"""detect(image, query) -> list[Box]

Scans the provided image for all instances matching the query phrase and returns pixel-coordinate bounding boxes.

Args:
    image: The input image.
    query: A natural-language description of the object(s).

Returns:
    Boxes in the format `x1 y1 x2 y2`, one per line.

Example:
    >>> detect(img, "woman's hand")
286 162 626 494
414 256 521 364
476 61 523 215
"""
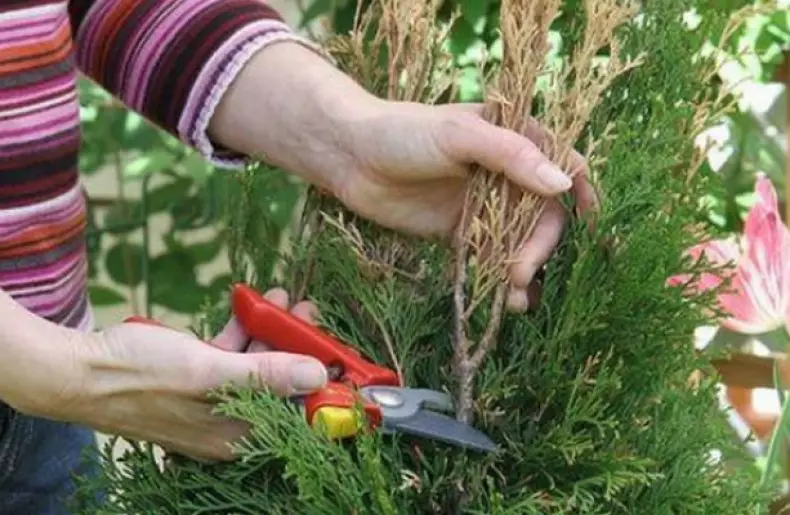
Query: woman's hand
209 41 598 311
328 101 598 310
9 288 324 462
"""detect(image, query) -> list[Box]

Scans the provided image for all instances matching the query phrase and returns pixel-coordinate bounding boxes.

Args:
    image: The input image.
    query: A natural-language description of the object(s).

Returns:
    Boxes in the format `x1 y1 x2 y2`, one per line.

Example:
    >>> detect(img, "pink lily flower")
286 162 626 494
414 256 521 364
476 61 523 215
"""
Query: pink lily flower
668 174 790 336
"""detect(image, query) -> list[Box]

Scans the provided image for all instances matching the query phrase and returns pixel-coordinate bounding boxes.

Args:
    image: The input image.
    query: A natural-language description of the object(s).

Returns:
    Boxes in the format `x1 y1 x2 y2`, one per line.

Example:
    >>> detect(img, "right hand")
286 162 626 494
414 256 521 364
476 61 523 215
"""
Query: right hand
29 288 327 462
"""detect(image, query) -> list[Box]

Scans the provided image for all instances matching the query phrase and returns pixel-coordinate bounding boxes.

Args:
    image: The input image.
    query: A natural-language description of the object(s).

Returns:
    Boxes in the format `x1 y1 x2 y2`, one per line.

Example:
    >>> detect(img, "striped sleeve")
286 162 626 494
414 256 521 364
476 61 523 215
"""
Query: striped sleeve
68 0 322 168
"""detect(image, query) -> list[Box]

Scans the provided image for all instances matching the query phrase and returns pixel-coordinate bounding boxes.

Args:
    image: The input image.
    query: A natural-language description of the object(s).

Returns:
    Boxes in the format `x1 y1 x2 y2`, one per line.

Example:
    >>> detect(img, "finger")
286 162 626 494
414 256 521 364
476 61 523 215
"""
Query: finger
209 317 249 352
522 118 588 170
449 106 591 203
246 340 271 353
437 110 573 196
507 287 529 312
573 174 600 221
523 117 595 214
218 351 327 397
509 199 566 289
446 102 485 116
291 300 319 325
520 116 599 219
506 275 545 313
447 105 597 237
263 287 289 308
454 105 549 146
566 149 589 180
163 415 251 463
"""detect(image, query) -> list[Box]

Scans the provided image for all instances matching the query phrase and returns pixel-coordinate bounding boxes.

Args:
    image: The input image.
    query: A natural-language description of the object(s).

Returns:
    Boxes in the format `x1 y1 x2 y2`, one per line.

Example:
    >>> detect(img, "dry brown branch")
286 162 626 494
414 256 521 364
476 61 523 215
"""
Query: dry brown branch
320 212 427 283
324 0 456 102
451 0 643 424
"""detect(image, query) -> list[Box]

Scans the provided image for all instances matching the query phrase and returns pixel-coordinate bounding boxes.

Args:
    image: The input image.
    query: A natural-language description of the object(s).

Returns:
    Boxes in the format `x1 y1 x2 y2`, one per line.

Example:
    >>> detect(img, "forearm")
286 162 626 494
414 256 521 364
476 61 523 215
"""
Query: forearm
206 41 380 191
0 289 82 415
71 0 380 191
70 0 307 167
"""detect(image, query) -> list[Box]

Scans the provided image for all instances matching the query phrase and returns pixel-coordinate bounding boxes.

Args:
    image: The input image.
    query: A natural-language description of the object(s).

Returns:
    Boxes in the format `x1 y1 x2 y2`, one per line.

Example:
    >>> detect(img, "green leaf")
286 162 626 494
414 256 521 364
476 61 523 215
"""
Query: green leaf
88 284 127 306
299 0 335 28
103 202 144 235
149 252 206 313
457 66 484 102
180 152 214 182
151 281 208 314
121 116 167 152
450 17 479 57
98 106 130 149
124 149 179 179
265 185 301 230
78 144 110 175
460 0 488 25
185 238 225 264
146 177 194 213
104 242 145 287
170 195 207 230
207 273 233 302
103 177 195 234
162 233 225 265
77 77 109 104
766 10 790 41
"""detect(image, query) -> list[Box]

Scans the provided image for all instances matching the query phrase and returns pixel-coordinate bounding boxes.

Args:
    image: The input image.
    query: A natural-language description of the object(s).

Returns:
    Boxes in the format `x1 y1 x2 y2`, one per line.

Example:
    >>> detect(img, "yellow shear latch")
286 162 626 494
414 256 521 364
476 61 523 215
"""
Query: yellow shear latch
310 406 363 440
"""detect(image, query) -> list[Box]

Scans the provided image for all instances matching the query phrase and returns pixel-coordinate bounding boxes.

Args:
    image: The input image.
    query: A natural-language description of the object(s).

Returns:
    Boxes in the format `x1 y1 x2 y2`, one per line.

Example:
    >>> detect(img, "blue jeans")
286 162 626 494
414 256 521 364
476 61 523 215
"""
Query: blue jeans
0 403 100 514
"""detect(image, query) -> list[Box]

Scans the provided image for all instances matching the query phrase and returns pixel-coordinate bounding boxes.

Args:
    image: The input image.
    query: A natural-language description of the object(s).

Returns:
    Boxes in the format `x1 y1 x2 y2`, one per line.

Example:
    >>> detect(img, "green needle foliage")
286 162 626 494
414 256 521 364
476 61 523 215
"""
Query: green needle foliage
75 0 772 513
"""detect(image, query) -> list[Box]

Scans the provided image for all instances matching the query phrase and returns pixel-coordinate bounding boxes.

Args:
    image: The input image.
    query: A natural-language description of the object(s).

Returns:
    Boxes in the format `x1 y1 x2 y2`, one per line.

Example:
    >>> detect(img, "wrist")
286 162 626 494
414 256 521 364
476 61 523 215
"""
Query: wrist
0 291 90 418
207 40 384 192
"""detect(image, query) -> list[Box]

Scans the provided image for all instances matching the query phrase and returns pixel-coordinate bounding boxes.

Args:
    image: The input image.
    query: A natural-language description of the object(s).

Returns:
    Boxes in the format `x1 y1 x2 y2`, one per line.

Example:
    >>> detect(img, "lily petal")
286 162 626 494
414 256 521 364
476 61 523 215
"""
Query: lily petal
667 238 740 291
719 270 782 334
669 176 790 338
753 172 779 215
726 176 790 334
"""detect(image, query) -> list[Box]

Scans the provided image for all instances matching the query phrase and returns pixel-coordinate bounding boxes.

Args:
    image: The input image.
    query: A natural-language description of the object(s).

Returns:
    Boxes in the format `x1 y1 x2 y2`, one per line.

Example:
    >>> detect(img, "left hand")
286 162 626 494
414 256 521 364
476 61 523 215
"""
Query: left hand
329 100 598 311
210 42 599 312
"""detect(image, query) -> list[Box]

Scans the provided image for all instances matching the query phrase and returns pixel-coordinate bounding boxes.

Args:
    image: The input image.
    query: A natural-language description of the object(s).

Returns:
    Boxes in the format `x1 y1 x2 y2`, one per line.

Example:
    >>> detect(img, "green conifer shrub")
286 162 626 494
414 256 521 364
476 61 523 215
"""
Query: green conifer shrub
75 0 773 513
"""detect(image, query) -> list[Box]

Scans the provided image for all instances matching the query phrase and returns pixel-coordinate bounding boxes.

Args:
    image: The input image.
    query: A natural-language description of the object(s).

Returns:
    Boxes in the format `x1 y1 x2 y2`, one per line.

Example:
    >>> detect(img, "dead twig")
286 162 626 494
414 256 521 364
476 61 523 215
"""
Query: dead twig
452 0 643 425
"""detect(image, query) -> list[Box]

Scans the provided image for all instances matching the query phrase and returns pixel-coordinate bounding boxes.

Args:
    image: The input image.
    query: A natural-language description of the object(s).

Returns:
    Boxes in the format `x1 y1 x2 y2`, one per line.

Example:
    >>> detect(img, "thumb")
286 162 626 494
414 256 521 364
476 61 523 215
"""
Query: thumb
212 351 328 397
437 107 572 195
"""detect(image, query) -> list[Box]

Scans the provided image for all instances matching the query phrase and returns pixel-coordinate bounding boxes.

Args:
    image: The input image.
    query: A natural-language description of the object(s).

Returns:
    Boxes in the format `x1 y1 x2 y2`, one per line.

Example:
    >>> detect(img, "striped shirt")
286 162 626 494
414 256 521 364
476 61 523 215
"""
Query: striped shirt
0 1 306 332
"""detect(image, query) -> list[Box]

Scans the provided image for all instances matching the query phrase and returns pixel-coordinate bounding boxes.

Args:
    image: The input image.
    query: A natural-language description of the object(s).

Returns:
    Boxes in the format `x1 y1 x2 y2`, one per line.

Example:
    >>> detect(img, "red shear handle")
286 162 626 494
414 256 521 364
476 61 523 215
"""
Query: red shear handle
231 283 399 388
124 316 168 328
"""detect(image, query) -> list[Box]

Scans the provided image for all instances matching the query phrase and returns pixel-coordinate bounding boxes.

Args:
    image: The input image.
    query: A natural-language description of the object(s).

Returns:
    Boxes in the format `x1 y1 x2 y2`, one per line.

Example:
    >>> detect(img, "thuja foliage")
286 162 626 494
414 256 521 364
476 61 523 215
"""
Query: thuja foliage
76 0 773 513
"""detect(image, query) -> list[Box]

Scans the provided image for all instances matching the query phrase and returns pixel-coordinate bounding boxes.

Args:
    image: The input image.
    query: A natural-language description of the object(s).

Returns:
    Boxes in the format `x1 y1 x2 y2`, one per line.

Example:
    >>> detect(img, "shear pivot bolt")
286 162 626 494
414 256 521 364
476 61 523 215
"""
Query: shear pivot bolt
368 389 403 408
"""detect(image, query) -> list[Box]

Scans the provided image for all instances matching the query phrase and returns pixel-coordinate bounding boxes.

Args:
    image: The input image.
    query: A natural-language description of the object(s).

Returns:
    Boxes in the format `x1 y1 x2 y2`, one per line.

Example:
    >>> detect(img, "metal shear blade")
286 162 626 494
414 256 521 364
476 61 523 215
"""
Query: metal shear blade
361 386 497 453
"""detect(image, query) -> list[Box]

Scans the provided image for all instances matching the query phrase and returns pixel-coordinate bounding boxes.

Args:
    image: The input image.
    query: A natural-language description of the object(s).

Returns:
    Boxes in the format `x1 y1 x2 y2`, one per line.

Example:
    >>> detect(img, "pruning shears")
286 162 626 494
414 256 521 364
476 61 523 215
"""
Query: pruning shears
125 283 497 454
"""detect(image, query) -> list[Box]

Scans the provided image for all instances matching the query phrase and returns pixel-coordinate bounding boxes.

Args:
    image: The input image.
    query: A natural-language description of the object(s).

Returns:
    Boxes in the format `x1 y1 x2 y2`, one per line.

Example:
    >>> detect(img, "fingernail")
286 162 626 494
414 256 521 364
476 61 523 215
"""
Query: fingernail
507 288 529 312
290 359 327 393
538 163 572 192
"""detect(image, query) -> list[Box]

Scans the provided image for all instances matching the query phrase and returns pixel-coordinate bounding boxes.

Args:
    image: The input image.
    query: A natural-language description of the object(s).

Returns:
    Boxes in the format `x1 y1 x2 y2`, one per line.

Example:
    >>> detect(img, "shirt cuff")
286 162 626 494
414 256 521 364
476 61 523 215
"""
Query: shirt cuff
73 0 332 171
182 24 330 169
